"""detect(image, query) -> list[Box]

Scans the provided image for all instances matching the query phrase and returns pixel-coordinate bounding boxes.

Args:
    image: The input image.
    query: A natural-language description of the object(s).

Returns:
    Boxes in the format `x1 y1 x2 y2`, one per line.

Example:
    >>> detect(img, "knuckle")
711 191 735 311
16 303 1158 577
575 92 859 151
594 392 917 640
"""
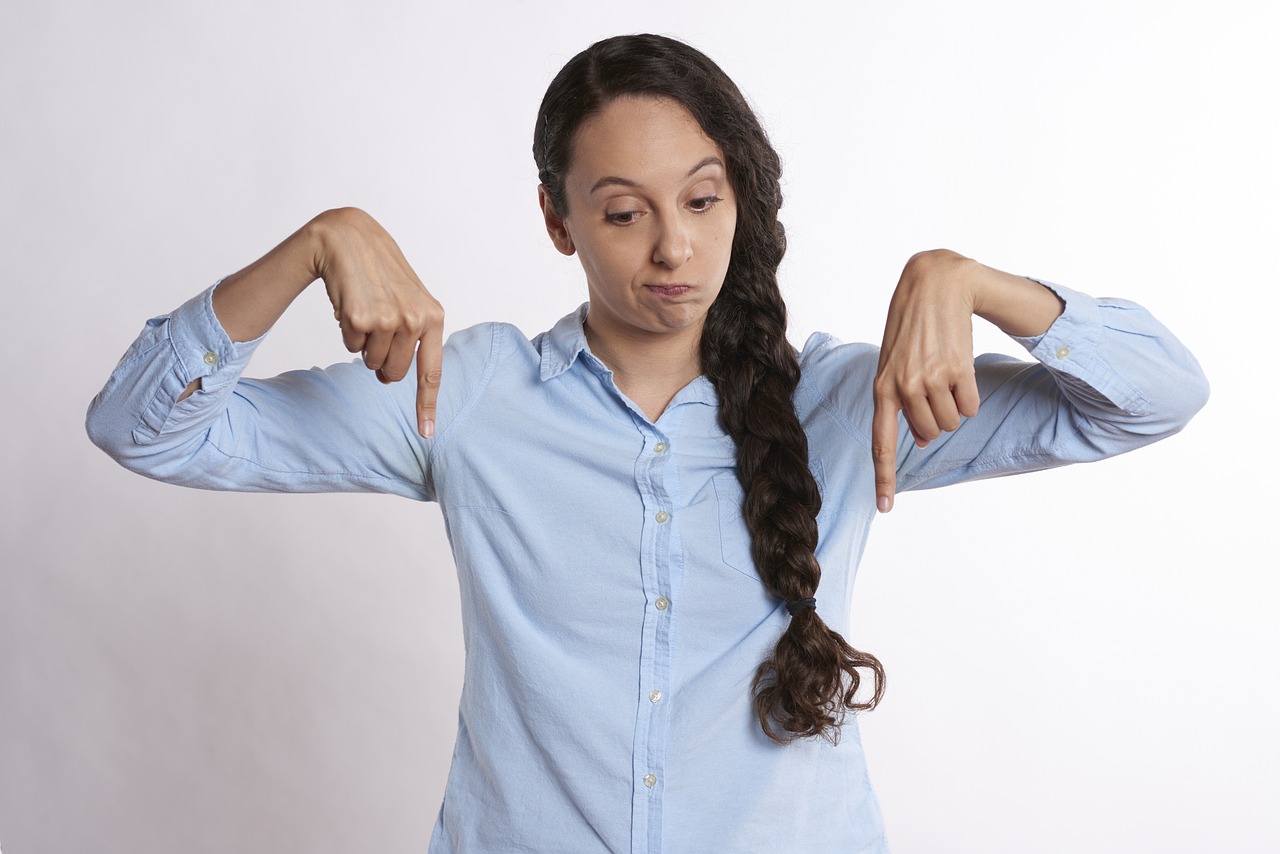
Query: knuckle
872 379 898 403
420 368 443 387
899 378 925 398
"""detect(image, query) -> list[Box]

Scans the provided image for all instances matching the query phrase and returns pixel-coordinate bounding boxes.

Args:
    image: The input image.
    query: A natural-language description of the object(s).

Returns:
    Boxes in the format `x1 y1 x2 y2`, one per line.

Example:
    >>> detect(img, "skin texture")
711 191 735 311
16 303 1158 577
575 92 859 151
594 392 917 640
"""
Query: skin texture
539 96 737 421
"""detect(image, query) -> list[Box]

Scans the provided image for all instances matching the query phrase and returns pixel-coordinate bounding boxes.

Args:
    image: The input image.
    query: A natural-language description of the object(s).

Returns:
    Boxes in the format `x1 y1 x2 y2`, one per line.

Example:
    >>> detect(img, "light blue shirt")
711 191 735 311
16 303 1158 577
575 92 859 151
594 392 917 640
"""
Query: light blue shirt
86 280 1207 853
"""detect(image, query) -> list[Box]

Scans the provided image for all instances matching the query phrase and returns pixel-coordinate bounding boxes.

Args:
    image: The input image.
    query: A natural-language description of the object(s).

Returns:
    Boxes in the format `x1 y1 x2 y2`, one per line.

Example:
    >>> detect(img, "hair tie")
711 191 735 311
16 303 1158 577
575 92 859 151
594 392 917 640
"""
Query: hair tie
785 597 816 616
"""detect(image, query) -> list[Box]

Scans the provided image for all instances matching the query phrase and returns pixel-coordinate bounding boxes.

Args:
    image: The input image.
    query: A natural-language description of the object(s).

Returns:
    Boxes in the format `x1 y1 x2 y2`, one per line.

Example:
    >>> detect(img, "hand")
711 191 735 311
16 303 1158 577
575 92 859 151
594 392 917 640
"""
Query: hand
871 249 982 513
313 208 445 438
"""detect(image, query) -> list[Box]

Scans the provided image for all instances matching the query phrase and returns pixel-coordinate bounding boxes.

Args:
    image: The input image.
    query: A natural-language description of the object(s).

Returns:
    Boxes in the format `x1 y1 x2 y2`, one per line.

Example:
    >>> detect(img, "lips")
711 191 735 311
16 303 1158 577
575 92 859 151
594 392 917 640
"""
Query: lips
646 284 692 297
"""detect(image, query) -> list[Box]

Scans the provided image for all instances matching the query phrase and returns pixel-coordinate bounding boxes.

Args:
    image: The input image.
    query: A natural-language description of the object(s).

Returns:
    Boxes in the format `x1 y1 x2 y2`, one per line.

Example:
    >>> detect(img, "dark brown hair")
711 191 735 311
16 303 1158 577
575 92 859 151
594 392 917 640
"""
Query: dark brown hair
533 34 884 743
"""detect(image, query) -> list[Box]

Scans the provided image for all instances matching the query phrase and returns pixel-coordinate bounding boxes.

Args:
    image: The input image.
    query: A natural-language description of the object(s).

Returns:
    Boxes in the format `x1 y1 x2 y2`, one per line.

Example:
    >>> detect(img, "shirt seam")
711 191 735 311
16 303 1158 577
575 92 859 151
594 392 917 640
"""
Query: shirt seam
897 446 1075 488
199 437 430 495
427 322 506 468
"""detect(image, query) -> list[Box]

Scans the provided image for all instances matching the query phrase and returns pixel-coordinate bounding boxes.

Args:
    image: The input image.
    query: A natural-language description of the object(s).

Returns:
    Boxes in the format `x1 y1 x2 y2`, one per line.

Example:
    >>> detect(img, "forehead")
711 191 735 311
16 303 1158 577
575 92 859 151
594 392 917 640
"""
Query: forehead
567 95 725 190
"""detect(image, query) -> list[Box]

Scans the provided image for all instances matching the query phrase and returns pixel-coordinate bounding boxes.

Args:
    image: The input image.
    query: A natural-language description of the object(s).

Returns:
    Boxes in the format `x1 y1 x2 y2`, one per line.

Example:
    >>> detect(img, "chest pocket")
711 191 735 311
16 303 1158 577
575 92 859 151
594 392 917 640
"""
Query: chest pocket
713 459 830 581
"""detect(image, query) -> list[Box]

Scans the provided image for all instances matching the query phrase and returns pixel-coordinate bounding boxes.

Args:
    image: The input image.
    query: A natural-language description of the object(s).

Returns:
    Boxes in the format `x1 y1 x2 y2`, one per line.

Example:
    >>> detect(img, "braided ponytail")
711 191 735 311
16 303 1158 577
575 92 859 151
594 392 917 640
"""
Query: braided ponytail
535 33 884 743
701 230 885 744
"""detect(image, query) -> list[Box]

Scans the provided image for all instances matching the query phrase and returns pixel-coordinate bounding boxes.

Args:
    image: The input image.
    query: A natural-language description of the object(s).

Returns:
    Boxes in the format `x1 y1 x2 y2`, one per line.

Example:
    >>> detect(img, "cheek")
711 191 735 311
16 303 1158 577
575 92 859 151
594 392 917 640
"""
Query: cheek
575 235 635 290
589 229 652 276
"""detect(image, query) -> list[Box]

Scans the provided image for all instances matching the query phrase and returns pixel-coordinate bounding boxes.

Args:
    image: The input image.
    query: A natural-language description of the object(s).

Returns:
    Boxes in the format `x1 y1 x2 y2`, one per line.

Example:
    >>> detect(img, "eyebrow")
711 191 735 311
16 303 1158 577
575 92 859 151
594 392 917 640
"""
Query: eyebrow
589 156 725 194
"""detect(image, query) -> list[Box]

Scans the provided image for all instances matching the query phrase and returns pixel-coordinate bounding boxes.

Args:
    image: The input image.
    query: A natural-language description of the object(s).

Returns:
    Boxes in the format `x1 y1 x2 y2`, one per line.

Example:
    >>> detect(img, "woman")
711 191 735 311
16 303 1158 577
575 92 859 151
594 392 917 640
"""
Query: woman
86 33 1207 853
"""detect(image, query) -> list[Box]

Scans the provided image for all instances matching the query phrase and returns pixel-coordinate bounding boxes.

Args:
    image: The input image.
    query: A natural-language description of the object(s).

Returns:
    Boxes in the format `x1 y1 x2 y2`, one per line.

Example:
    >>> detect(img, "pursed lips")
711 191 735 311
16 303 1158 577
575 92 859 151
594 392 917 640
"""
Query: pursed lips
645 284 693 297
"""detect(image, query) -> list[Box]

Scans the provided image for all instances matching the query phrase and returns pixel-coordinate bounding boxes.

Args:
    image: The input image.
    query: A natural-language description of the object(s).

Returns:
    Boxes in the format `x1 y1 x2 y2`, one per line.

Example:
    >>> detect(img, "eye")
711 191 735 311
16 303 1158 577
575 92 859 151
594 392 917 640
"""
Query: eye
604 210 644 225
688 195 723 212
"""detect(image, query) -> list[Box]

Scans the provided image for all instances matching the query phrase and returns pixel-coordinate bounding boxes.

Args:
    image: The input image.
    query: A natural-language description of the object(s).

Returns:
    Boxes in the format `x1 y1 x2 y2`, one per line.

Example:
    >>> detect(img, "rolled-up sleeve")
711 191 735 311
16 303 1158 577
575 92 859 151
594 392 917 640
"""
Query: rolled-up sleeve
796 280 1209 493
86 282 444 501
896 280 1209 490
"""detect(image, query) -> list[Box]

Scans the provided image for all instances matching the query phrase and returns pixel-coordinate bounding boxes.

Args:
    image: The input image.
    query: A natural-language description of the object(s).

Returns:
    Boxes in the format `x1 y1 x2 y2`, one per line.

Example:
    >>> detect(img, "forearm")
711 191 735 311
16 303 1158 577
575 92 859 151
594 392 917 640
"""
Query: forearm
211 215 325 342
968 259 1065 338
907 249 1065 337
167 213 325 402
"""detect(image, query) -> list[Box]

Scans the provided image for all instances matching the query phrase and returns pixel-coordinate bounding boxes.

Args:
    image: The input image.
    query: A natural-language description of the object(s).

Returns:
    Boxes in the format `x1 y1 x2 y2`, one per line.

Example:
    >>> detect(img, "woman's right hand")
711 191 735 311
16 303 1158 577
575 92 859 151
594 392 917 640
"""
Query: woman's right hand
311 208 445 438
208 207 444 438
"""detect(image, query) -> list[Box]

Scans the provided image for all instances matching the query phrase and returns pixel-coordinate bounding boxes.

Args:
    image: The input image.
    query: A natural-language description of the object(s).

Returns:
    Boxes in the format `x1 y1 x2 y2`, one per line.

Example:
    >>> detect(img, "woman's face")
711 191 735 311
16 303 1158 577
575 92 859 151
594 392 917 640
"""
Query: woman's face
540 95 737 354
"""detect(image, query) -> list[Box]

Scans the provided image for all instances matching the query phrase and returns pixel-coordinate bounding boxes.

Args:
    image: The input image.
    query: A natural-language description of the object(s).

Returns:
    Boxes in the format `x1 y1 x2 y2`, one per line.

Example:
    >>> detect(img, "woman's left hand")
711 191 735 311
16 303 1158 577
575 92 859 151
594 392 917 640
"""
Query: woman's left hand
870 249 984 513
870 249 1065 513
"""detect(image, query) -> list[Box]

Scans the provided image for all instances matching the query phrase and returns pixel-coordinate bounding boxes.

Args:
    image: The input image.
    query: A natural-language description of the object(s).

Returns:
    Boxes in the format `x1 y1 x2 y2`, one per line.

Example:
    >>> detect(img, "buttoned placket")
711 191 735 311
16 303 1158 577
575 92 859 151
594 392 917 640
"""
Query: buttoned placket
632 419 680 854
630 419 678 854
578 348 698 854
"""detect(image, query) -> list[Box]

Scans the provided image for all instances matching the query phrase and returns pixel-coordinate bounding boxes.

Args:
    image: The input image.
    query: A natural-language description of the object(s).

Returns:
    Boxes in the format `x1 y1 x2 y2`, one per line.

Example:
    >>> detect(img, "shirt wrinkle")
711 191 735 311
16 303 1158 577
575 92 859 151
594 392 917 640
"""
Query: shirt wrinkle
84 277 1208 854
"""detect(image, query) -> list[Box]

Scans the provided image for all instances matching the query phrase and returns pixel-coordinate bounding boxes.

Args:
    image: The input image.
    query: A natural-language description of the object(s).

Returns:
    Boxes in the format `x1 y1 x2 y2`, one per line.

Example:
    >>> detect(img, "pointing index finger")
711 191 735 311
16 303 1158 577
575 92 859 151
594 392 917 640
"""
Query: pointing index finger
871 389 899 513
416 322 443 439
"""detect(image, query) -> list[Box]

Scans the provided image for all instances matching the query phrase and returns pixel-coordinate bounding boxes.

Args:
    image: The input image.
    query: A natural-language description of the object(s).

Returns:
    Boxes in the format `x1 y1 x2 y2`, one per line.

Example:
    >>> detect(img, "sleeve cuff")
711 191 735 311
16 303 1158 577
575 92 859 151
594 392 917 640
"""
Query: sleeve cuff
1009 278 1148 416
166 278 266 391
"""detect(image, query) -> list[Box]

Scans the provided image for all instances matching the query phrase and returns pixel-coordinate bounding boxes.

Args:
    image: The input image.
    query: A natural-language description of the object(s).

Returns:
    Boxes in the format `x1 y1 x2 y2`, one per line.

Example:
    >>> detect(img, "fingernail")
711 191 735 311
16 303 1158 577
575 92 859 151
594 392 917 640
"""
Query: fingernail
877 495 891 513
421 418 434 439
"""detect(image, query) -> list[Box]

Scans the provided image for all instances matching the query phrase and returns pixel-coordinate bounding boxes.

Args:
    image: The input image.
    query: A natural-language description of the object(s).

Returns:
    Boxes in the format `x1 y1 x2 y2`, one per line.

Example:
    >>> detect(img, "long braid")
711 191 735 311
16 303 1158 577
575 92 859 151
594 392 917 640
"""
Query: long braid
535 33 885 743
701 201 885 744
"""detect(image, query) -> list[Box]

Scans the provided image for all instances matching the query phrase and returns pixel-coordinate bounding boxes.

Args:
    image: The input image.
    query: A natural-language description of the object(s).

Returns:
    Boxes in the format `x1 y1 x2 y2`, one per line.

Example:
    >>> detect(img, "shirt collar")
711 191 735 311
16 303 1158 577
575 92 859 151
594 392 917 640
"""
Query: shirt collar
540 303 593 381
538 302 718 407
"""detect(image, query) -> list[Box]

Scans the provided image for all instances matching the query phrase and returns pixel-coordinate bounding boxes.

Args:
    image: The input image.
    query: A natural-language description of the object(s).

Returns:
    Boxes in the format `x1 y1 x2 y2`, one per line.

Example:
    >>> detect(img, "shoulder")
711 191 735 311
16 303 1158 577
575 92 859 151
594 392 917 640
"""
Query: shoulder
444 320 525 362
435 316 553 409
796 332 880 414
438 320 538 388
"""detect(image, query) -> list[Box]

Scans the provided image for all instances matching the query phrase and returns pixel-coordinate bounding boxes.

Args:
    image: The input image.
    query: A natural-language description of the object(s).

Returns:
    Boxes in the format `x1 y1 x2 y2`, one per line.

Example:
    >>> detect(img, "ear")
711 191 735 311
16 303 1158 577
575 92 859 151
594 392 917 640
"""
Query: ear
538 185 576 256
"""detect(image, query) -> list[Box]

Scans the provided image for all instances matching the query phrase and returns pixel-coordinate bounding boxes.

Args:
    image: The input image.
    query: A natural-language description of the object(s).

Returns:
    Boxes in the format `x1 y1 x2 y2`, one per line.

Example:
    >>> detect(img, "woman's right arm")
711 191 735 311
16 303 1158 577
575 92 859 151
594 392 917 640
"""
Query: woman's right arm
86 207 449 499
192 207 443 437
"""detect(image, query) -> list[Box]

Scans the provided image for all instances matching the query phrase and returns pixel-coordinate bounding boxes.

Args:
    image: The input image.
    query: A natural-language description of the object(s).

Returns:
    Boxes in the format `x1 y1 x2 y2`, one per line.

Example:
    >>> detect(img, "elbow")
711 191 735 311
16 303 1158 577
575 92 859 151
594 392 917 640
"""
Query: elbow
85 392 157 475
1166 358 1210 435
1143 358 1210 441
85 393 133 467
1185 363 1211 421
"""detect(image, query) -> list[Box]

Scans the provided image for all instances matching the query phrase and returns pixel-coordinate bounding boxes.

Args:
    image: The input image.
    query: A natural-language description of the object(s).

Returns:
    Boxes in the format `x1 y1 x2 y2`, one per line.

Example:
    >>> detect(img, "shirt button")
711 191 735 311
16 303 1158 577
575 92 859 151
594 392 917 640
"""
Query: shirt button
203 351 219 366
653 442 668 454
654 510 670 524
1055 346 1070 360
655 597 669 611
649 689 663 703
643 773 657 788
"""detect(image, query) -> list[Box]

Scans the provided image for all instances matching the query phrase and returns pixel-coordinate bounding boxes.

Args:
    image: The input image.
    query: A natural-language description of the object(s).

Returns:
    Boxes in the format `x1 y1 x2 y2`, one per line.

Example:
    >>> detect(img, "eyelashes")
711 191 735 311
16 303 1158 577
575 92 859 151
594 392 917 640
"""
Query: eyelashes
687 195 723 212
604 195 724 226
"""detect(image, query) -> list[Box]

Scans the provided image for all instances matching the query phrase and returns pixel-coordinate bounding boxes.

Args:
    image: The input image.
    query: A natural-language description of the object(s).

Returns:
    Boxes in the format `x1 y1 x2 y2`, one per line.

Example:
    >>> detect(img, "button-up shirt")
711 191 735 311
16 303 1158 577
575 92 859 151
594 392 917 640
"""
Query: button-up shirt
86 279 1207 853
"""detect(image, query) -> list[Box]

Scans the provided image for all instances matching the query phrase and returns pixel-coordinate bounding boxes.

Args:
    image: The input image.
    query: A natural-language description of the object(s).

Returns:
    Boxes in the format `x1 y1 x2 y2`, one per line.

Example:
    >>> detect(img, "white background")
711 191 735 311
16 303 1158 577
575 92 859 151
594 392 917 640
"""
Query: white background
2 1 1276 852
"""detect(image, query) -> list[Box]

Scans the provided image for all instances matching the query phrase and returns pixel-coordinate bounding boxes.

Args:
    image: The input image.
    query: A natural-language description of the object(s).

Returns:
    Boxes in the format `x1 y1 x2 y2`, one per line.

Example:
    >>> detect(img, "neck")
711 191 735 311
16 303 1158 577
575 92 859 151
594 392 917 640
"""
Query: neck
584 319 703 422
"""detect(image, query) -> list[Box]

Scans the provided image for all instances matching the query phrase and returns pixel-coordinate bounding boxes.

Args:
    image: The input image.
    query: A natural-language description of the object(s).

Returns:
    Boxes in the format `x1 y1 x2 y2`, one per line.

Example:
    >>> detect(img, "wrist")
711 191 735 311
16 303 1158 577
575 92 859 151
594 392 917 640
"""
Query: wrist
970 266 1065 337
305 207 362 281
904 248 982 310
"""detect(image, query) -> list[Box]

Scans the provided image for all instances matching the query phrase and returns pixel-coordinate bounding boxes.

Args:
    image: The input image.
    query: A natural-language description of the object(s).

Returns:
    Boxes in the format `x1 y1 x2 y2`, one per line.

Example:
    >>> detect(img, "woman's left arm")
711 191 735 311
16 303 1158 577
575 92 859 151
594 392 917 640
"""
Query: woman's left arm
870 249 1209 512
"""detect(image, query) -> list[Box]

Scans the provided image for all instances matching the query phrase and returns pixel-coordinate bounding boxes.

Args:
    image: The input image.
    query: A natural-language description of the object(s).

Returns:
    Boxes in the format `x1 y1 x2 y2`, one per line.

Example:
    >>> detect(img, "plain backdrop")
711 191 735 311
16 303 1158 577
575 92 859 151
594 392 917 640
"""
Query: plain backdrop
2 1 1276 852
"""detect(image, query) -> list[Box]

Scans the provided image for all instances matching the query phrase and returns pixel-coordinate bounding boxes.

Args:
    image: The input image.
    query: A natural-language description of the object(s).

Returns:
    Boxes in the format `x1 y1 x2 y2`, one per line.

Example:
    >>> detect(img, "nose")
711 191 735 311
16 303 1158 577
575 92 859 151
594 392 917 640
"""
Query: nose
652 214 693 269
